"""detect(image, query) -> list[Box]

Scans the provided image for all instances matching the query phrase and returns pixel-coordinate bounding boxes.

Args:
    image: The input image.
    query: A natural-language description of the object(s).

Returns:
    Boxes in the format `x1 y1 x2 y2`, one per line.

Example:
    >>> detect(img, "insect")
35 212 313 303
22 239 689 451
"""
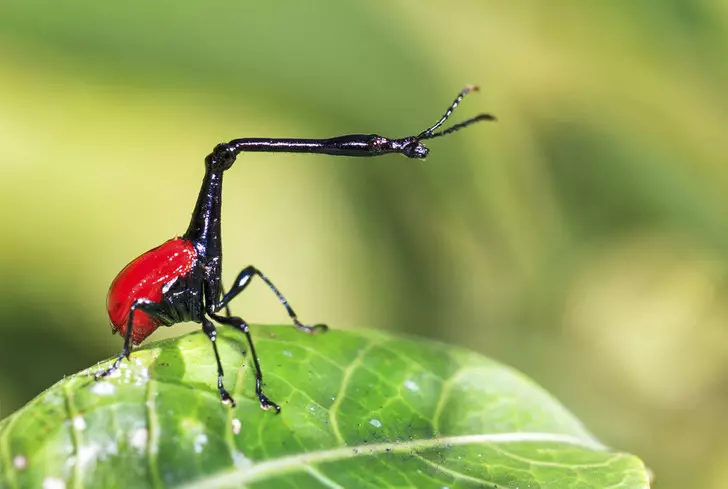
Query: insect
95 85 495 413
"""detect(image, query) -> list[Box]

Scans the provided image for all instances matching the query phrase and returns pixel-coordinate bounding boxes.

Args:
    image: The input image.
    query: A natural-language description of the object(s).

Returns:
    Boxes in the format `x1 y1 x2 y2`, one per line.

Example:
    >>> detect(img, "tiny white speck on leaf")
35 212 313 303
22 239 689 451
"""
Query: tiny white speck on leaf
12 455 27 470
90 382 116 396
133 365 150 384
404 380 420 391
231 450 252 469
369 418 382 428
103 440 119 458
42 477 66 489
72 416 86 431
283 350 293 358
130 429 148 451
231 418 242 435
77 443 103 467
194 433 208 454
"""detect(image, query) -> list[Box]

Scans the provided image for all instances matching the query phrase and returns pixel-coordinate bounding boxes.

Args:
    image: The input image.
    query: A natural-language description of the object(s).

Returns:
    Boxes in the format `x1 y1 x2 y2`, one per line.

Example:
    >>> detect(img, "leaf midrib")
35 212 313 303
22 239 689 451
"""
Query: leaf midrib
178 432 608 489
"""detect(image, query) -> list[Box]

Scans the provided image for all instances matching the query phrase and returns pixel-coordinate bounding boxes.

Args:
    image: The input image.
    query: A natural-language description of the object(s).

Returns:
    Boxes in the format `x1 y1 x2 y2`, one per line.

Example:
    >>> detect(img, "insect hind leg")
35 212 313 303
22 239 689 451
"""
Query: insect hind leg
210 312 281 413
202 315 236 405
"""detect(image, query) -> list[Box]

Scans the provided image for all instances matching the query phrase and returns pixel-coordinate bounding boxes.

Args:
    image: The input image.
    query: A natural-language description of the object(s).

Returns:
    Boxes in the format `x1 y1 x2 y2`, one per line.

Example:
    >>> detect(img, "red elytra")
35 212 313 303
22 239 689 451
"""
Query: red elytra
107 238 197 345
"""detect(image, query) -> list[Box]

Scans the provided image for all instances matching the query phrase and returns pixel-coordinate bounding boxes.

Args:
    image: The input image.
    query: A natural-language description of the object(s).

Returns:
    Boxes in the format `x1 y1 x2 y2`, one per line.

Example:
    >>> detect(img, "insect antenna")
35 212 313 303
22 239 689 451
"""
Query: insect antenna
424 113 496 140
417 85 496 141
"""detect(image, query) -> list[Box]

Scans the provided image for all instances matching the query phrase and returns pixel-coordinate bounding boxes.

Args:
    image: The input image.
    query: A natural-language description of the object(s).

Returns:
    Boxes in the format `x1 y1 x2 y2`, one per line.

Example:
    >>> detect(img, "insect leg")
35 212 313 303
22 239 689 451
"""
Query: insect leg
209 312 281 413
202 315 235 405
220 281 231 317
215 265 327 334
95 298 164 379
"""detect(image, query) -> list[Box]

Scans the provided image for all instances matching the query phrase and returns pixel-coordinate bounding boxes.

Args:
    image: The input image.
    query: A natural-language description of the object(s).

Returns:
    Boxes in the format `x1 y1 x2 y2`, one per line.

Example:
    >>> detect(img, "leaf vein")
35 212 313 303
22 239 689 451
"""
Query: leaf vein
178 431 608 489
432 369 457 435
412 453 498 487
62 381 82 489
304 465 345 489
492 444 625 470
144 378 164 489
377 341 450 382
328 340 377 445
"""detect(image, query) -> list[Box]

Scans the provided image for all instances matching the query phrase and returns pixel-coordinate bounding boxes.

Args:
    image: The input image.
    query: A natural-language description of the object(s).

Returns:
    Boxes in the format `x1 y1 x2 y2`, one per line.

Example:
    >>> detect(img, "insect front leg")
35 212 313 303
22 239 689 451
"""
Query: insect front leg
215 265 327 334
209 312 281 413
95 298 167 379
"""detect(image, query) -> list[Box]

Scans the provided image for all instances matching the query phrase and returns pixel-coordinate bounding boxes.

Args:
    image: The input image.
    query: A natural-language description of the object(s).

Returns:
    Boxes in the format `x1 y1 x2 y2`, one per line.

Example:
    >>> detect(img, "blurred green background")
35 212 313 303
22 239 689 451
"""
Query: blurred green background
1 1 726 487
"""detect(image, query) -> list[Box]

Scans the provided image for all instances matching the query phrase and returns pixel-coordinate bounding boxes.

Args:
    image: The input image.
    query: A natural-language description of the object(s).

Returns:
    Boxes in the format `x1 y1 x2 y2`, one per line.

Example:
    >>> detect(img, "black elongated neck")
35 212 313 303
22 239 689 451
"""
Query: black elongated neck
228 135 429 159
183 167 224 258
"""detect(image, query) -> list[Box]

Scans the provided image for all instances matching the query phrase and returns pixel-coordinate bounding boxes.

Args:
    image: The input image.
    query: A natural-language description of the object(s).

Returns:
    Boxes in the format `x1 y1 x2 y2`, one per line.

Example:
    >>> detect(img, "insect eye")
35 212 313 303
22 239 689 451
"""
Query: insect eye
403 141 429 159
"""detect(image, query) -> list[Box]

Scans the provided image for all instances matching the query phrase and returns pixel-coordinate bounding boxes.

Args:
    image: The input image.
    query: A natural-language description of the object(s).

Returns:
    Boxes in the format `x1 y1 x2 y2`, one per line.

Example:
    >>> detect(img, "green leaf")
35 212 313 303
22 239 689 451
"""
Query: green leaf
0 326 649 488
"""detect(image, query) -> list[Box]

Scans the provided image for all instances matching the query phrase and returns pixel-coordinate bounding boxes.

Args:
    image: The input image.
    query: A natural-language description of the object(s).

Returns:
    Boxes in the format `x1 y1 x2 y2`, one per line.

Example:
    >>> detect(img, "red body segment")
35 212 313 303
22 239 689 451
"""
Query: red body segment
107 238 198 344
